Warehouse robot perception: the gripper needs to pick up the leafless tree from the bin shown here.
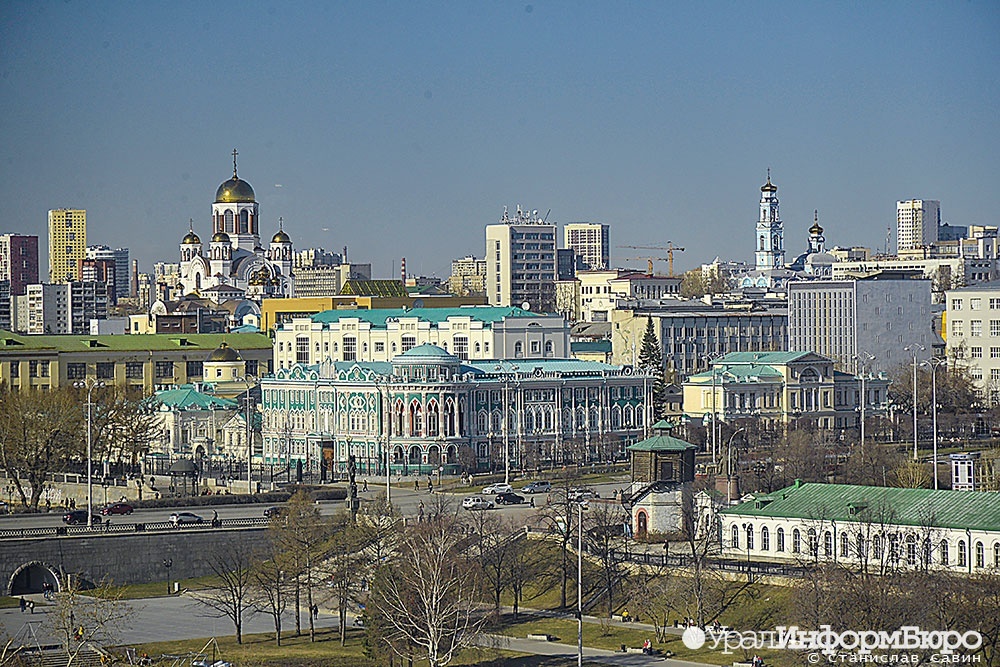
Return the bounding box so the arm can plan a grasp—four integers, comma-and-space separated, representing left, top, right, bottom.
324, 509, 369, 645
534, 471, 583, 609
373, 514, 487, 667
191, 534, 260, 644
44, 577, 131, 666
581, 501, 629, 617
252, 536, 290, 646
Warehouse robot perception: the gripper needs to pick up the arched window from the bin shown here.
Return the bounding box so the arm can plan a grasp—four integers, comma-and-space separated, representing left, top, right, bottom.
958, 540, 967, 567
761, 526, 770, 551
477, 410, 488, 433
745, 524, 754, 550
939, 540, 949, 566
224, 209, 234, 233
239, 209, 249, 234
994, 542, 1000, 568
808, 528, 818, 556
906, 535, 917, 566
823, 531, 833, 557
840, 532, 849, 558
856, 534, 865, 560
976, 542, 985, 568
776, 527, 785, 552
731, 525, 739, 549
873, 535, 883, 560
545, 340, 554, 355
514, 341, 523, 358
426, 400, 440, 437
409, 400, 423, 436
792, 529, 801, 554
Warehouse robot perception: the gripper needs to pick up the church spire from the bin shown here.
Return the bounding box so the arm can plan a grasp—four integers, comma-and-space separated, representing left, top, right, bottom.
232, 148, 239, 179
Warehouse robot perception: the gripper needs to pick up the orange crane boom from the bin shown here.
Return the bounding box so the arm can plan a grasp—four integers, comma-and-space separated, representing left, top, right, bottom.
619, 242, 686, 276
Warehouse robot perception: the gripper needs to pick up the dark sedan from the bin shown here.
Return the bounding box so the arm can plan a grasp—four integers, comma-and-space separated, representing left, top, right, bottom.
495, 492, 526, 505
101, 502, 134, 516
62, 510, 102, 525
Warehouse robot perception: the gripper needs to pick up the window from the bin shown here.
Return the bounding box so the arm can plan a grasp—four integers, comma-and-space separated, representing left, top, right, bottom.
453, 336, 469, 360
9, 362, 18, 378
776, 527, 785, 552
971, 298, 982, 310
824, 531, 833, 557
958, 540, 967, 567
186, 361, 203, 377
952, 320, 963, 337
972, 320, 983, 337
991, 348, 1000, 359
953, 299, 963, 310
906, 536, 917, 566
514, 341, 523, 358
155, 361, 174, 379
343, 336, 357, 361
792, 528, 801, 553
126, 362, 143, 379
745, 524, 754, 550
761, 526, 770, 551
96, 362, 114, 380
840, 532, 849, 558
296, 337, 309, 364
990, 298, 1000, 310
992, 321, 1000, 337
731, 525, 739, 549
808, 528, 818, 556
972, 347, 983, 358
530, 340, 540, 354
976, 542, 984, 568
401, 335, 416, 353
67, 363, 86, 379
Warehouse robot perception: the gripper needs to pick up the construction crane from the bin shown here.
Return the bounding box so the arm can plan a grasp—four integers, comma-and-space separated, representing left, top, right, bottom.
618, 242, 685, 276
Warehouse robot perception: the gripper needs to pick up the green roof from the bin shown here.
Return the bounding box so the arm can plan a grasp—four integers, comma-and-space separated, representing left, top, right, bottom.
717, 351, 816, 364
339, 280, 409, 297
0, 330, 272, 353
721, 482, 1000, 532
468, 358, 623, 374
688, 365, 784, 382
571, 341, 612, 353
398, 344, 459, 359
628, 430, 697, 452
311, 306, 537, 327
155, 386, 237, 410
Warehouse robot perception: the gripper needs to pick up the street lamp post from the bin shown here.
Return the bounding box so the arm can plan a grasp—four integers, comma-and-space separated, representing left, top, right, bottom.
700, 353, 721, 465
904, 344, 925, 460
920, 358, 947, 490
854, 352, 875, 458
496, 364, 519, 485
240, 375, 257, 495
74, 378, 106, 529
163, 558, 173, 595
726, 427, 746, 504
576, 499, 586, 667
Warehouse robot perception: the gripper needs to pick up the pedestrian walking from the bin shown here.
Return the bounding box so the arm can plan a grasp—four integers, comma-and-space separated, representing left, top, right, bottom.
19, 597, 25, 613
414, 479, 419, 491
28, 600, 34, 614
362, 479, 368, 493
427, 480, 433, 494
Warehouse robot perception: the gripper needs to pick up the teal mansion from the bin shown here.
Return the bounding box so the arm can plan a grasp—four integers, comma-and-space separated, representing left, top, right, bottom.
260, 344, 652, 476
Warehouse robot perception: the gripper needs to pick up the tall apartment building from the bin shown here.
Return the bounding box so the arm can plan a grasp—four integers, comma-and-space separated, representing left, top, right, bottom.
788, 273, 932, 374
294, 263, 371, 298
448, 256, 487, 296
0, 282, 10, 331
0, 234, 39, 296
48, 209, 87, 283
78, 257, 117, 306
25, 281, 108, 334
897, 199, 941, 253
86, 245, 129, 300
564, 222, 610, 271
486, 206, 557, 313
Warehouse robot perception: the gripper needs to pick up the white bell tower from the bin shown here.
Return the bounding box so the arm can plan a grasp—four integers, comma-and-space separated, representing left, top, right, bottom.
755, 170, 784, 270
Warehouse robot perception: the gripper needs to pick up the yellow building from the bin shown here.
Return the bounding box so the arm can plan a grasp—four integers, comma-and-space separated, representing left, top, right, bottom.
0, 329, 272, 394
48, 209, 87, 283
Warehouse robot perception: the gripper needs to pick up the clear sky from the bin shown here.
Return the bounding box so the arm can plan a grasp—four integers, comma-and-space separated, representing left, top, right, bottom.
2, 1, 997, 279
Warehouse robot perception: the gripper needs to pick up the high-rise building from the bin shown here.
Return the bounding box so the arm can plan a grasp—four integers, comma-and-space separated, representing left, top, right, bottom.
79, 257, 117, 305
448, 256, 487, 296
48, 209, 87, 283
897, 199, 941, 253
485, 206, 557, 312
0, 233, 39, 297
25, 281, 108, 334
788, 273, 932, 374
85, 245, 129, 303
564, 222, 610, 271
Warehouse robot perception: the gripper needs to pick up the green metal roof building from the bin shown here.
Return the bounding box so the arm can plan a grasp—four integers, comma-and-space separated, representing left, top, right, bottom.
719, 481, 1000, 573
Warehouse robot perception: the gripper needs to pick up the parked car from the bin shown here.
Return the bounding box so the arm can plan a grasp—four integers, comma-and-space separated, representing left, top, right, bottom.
522, 481, 551, 494
495, 492, 526, 505
101, 502, 134, 516
462, 495, 494, 511
169, 512, 204, 526
567, 488, 599, 502
481, 483, 513, 495
62, 510, 101, 525
263, 506, 283, 518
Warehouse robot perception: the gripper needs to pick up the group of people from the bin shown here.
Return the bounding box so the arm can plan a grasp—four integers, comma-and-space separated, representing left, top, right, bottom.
751, 655, 765, 667
17, 597, 34, 613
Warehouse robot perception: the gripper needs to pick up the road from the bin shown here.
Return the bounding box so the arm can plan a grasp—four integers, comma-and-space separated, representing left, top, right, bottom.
0, 478, 630, 531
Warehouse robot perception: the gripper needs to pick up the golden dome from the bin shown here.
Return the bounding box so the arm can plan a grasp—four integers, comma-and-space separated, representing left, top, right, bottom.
212, 231, 231, 243
215, 177, 255, 203
182, 230, 201, 245
205, 342, 242, 362
271, 229, 290, 243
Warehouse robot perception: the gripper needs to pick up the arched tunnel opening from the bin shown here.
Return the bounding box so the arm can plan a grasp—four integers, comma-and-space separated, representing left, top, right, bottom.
8, 562, 60, 596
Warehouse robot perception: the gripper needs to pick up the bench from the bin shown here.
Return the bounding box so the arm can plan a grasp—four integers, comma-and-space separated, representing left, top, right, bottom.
527, 633, 552, 641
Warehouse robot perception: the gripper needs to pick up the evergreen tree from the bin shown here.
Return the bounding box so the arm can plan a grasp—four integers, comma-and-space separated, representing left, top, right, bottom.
638, 317, 668, 419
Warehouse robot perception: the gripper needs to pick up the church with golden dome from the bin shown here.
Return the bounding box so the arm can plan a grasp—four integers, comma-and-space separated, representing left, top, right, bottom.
178, 150, 294, 301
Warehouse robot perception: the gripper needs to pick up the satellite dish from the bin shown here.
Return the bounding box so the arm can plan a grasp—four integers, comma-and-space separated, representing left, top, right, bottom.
521, 301, 530, 311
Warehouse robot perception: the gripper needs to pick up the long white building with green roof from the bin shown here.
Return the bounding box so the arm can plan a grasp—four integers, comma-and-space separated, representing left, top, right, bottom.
261, 343, 652, 476
271, 306, 569, 371
720, 481, 1000, 574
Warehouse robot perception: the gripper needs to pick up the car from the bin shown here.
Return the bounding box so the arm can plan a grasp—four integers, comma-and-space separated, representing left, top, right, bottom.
169, 512, 204, 526
522, 481, 551, 494
263, 506, 283, 518
100, 502, 134, 516
495, 492, 525, 505
462, 496, 494, 511
62, 510, 102, 525
567, 488, 599, 502
481, 483, 513, 495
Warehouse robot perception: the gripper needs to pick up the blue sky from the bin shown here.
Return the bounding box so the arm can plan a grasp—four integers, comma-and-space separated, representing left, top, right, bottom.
1, 1, 997, 279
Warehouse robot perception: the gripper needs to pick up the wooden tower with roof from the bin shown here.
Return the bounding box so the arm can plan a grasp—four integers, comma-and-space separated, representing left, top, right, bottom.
624, 419, 698, 538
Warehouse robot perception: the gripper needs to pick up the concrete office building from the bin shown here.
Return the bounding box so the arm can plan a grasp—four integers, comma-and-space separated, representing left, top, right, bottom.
486, 206, 557, 313
564, 222, 610, 271
788, 273, 932, 374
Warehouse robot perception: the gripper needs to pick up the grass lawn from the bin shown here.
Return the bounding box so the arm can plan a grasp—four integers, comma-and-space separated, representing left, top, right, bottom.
124, 627, 599, 666
80, 575, 223, 600
0, 596, 21, 609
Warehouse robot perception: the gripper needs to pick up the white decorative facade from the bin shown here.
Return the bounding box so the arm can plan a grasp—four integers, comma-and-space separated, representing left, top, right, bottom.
178, 150, 294, 301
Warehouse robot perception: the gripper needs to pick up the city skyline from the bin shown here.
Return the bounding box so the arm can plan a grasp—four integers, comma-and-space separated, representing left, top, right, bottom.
1, 2, 997, 279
